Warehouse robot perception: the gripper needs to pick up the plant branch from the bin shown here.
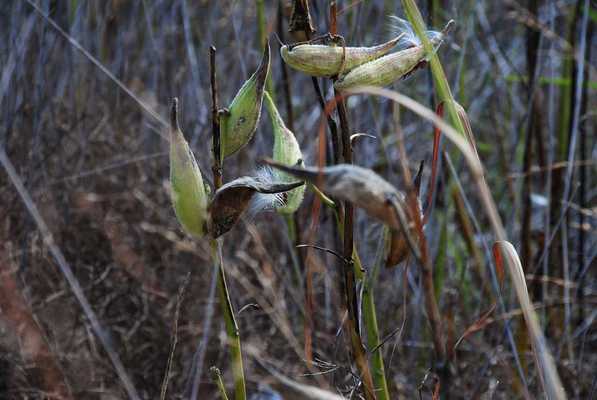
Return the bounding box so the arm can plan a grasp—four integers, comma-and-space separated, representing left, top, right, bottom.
335, 90, 376, 400
210, 47, 246, 400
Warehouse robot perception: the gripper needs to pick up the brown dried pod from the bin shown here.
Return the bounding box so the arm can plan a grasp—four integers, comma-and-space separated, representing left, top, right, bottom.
386, 229, 412, 267
208, 174, 304, 238
264, 159, 422, 263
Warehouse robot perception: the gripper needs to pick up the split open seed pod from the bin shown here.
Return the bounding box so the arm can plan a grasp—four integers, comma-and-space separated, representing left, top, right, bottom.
220, 42, 270, 158
208, 175, 304, 238
280, 36, 402, 77
264, 160, 420, 263
334, 20, 451, 90
263, 91, 305, 214
169, 98, 209, 237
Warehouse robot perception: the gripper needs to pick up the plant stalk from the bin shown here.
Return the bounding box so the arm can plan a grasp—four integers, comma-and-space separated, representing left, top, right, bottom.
335, 92, 376, 400
210, 46, 246, 400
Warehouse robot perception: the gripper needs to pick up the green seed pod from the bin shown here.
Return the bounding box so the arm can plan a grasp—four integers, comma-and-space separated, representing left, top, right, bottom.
280, 36, 402, 77
169, 98, 209, 237
220, 42, 270, 158
334, 46, 425, 90
263, 91, 305, 214
334, 27, 446, 90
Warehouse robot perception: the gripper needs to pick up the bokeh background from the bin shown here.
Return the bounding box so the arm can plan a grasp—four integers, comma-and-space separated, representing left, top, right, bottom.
0, 0, 594, 399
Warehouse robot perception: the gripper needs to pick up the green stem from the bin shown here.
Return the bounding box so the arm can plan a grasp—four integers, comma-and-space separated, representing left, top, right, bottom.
212, 239, 246, 400
334, 209, 390, 400
356, 251, 390, 400
401, 0, 466, 140
210, 46, 246, 400
283, 213, 303, 288
210, 367, 231, 400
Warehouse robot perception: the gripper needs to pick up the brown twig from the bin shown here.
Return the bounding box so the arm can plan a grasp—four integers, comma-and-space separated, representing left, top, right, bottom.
160, 273, 190, 400
210, 46, 223, 190
392, 104, 447, 380
278, 1, 295, 132
335, 90, 376, 399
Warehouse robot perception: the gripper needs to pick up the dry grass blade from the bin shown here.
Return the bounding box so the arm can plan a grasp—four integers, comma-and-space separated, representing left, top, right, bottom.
454, 304, 496, 350
494, 241, 567, 400
259, 362, 344, 400
0, 150, 141, 400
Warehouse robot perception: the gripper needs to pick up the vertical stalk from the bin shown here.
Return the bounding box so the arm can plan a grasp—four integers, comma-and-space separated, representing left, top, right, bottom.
393, 103, 447, 393
210, 367, 231, 400
210, 46, 246, 400
210, 47, 223, 189
356, 252, 390, 400
335, 93, 376, 400
401, 0, 466, 140
256, 0, 275, 101
277, 0, 294, 131
214, 240, 246, 400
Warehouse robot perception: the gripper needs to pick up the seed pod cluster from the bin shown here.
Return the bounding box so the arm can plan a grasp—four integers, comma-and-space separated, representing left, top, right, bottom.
334, 33, 445, 90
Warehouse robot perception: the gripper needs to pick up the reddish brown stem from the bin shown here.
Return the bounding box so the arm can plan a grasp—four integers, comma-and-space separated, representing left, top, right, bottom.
210, 46, 223, 190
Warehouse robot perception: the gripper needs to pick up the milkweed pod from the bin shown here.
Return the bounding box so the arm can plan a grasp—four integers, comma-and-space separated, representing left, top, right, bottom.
263, 91, 305, 213
265, 160, 423, 262
280, 35, 402, 77
220, 42, 271, 158
169, 98, 209, 237
263, 161, 399, 225
334, 20, 449, 90
208, 174, 304, 238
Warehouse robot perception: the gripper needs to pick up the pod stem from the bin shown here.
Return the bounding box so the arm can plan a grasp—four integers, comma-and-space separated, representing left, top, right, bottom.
210, 367, 230, 400
214, 239, 246, 400
210, 46, 223, 189
331, 3, 387, 398
210, 46, 247, 400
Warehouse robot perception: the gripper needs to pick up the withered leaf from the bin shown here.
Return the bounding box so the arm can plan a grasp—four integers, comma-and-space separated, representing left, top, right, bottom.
208, 175, 303, 238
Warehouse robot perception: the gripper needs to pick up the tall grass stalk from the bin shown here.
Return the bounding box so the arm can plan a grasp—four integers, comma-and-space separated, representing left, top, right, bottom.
401, 0, 467, 141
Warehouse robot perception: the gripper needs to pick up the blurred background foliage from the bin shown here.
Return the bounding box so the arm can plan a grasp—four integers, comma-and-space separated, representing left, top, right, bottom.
0, 0, 594, 398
